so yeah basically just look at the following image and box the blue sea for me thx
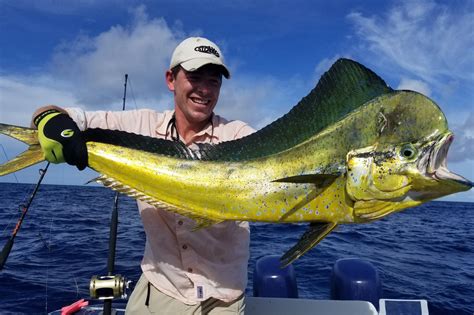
[0,182,472,315]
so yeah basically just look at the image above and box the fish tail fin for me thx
[0,123,44,176]
[0,123,39,145]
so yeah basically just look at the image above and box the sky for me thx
[0,0,473,201]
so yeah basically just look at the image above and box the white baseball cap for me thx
[170,37,231,79]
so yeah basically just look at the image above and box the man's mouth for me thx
[190,97,210,105]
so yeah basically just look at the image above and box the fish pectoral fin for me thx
[278,185,329,221]
[275,175,339,222]
[272,174,339,185]
[0,145,45,176]
[280,222,337,267]
[192,218,223,231]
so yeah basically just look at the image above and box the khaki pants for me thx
[125,274,246,314]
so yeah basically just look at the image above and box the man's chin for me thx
[188,111,213,124]
[189,107,214,119]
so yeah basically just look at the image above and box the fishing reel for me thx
[89,274,130,300]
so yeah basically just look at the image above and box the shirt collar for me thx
[156,110,218,144]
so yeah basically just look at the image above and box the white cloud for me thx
[49,5,179,108]
[0,75,80,126]
[396,78,431,96]
[347,0,474,86]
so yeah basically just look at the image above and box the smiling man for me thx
[166,38,230,144]
[31,37,254,314]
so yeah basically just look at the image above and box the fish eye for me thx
[400,144,417,159]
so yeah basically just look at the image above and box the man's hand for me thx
[34,109,88,170]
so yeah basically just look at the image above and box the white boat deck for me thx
[246,297,378,315]
[49,297,429,315]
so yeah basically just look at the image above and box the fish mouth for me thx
[422,132,473,188]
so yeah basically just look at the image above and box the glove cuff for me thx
[33,109,62,127]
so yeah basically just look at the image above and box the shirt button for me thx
[187,268,193,273]
[182,244,188,250]
[178,220,183,226]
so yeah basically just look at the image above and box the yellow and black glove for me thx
[34,109,88,170]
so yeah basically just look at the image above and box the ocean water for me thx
[0,182,472,315]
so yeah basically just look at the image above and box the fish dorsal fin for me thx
[83,129,199,160]
[280,222,337,267]
[82,59,391,163]
[197,58,393,161]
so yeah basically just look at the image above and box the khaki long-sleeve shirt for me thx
[66,107,255,304]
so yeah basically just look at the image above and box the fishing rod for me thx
[104,73,128,314]
[107,74,128,276]
[0,162,50,270]
[89,74,129,315]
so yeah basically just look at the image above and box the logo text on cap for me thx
[194,46,220,58]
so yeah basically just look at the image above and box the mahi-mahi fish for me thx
[0,59,472,266]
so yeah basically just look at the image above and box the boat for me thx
[48,255,429,315]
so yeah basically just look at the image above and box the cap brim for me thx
[180,58,231,79]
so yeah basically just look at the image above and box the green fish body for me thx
[1,59,471,265]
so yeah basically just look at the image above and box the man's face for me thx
[166,65,223,126]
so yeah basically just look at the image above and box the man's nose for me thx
[195,81,212,94]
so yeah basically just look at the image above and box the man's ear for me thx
[165,70,175,92]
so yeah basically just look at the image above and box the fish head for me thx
[345,92,472,221]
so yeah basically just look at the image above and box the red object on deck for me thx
[61,299,89,315]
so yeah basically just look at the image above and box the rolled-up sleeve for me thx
[65,107,167,135]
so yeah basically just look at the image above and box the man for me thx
[32,37,254,314]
